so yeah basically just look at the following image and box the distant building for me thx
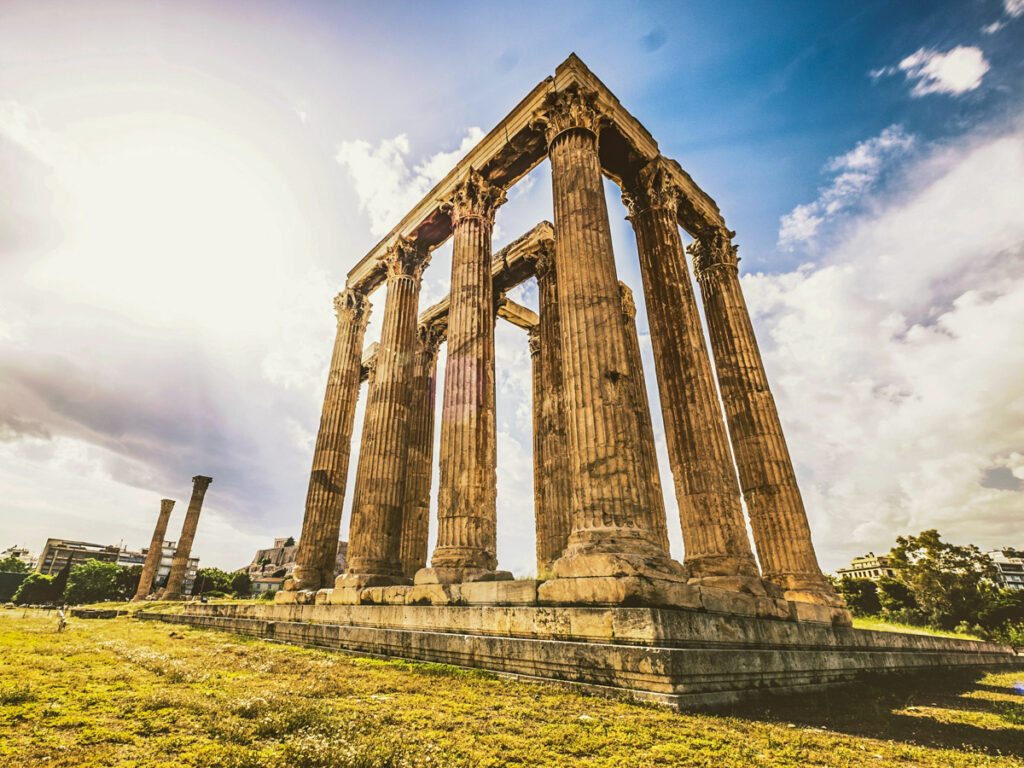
[988,549,1024,591]
[36,539,120,574]
[836,553,899,581]
[141,540,200,595]
[241,537,347,588]
[1,545,35,568]
[252,576,285,595]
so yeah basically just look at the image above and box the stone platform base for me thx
[136,602,1022,709]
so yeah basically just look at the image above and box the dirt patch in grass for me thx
[1,610,1023,767]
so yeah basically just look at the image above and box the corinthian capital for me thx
[618,282,637,321]
[418,321,447,359]
[622,156,681,219]
[686,227,739,282]
[383,236,431,282]
[532,86,604,147]
[527,326,541,359]
[442,167,506,226]
[334,288,371,326]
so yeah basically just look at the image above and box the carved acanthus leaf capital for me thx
[532,86,605,147]
[383,236,431,282]
[618,282,637,321]
[686,227,739,282]
[527,326,541,358]
[622,156,681,219]
[334,288,371,326]
[417,321,447,358]
[532,242,556,280]
[441,167,506,225]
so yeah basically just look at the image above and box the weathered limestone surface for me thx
[290,290,370,592]
[399,322,444,578]
[133,498,174,601]
[422,168,507,584]
[534,86,683,590]
[141,603,1022,710]
[688,228,843,609]
[617,282,670,554]
[161,476,212,599]
[344,238,429,585]
[623,158,764,594]
[531,249,571,575]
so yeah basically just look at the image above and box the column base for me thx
[335,573,412,589]
[550,551,687,583]
[686,573,769,597]
[288,566,326,593]
[414,567,513,585]
[768,571,848,610]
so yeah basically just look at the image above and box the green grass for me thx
[1,610,1023,767]
[852,616,988,641]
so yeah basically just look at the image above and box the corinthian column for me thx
[617,282,670,554]
[418,168,508,584]
[133,499,174,601]
[532,87,684,588]
[343,237,429,585]
[688,227,843,608]
[290,289,370,592]
[623,158,764,594]
[161,475,212,599]
[532,250,572,575]
[399,322,445,578]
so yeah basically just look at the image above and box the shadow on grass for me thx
[727,670,1024,759]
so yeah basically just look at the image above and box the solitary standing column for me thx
[133,499,174,601]
[419,168,508,584]
[399,322,445,578]
[343,237,430,585]
[623,158,764,594]
[161,475,212,599]
[688,226,844,609]
[532,87,684,590]
[289,289,371,593]
[532,250,571,575]
[617,282,670,554]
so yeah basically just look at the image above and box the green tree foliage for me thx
[835,577,881,616]
[12,573,59,605]
[0,555,30,573]
[888,529,999,629]
[63,560,119,605]
[192,567,252,597]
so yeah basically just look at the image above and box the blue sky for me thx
[1,1,1022,575]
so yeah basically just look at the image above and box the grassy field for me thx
[1,610,1023,768]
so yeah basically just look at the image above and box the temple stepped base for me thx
[136,603,1022,709]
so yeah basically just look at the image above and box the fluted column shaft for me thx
[133,499,174,601]
[162,475,212,599]
[399,324,443,577]
[292,290,370,590]
[624,161,763,589]
[617,283,670,553]
[690,228,840,605]
[346,239,428,582]
[532,253,572,574]
[426,169,505,581]
[537,88,681,581]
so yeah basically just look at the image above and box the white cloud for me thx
[336,127,484,237]
[749,121,1024,569]
[1005,0,1024,17]
[778,125,914,249]
[874,46,990,97]
[982,20,1005,34]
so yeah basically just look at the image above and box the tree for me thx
[0,555,30,573]
[284,537,295,547]
[192,567,252,598]
[835,577,881,616]
[12,573,59,605]
[63,560,120,605]
[116,565,143,600]
[888,529,999,629]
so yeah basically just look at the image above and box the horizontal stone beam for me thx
[496,296,538,330]
[346,55,723,294]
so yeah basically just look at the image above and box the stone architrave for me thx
[531,87,684,587]
[343,237,429,586]
[616,282,670,554]
[133,499,174,601]
[531,249,571,575]
[399,322,445,578]
[623,158,764,594]
[419,168,508,585]
[290,289,371,592]
[688,226,843,607]
[161,476,212,599]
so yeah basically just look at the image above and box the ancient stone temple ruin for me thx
[142,56,1020,706]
